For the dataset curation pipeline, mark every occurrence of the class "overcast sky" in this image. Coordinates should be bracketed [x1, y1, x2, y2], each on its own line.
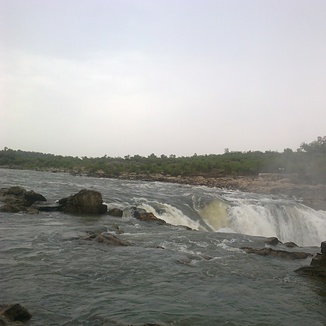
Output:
[1, 0, 326, 158]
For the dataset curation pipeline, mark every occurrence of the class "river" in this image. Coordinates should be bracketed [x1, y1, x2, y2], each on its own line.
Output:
[1, 168, 326, 325]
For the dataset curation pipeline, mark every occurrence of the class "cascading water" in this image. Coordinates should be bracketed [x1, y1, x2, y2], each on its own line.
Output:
[195, 197, 326, 247]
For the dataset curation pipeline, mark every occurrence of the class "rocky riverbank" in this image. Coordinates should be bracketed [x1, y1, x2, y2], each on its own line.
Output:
[115, 173, 326, 211]
[1, 166, 325, 210]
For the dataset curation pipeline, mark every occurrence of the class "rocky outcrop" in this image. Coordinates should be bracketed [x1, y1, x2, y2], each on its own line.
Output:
[130, 207, 166, 224]
[0, 304, 32, 325]
[59, 189, 107, 215]
[295, 241, 326, 280]
[241, 247, 313, 260]
[0, 186, 46, 213]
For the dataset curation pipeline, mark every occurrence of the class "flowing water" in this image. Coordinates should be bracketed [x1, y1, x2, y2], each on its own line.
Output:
[1, 168, 326, 325]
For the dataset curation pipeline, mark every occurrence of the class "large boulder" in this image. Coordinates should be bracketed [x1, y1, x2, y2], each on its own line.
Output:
[0, 187, 46, 213]
[295, 241, 326, 280]
[59, 189, 107, 214]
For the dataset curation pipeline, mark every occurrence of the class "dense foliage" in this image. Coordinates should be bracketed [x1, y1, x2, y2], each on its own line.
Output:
[1, 137, 326, 184]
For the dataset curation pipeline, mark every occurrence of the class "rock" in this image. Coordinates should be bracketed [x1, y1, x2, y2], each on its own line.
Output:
[5, 187, 26, 196]
[294, 241, 326, 280]
[96, 233, 129, 246]
[284, 242, 298, 248]
[83, 231, 129, 246]
[59, 189, 107, 214]
[130, 207, 166, 224]
[0, 204, 22, 213]
[32, 202, 64, 212]
[108, 208, 123, 217]
[0, 187, 47, 213]
[294, 266, 326, 280]
[24, 190, 46, 206]
[265, 237, 281, 246]
[0, 303, 32, 322]
[241, 247, 313, 260]
[310, 253, 326, 267]
[321, 241, 326, 254]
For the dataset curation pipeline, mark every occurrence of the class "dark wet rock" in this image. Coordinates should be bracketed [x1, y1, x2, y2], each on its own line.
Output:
[59, 189, 107, 215]
[108, 208, 123, 217]
[0, 187, 47, 213]
[83, 231, 129, 246]
[321, 241, 326, 254]
[295, 241, 326, 280]
[241, 247, 313, 259]
[24, 190, 46, 206]
[0, 304, 32, 323]
[130, 207, 166, 224]
[311, 253, 326, 267]
[265, 237, 281, 246]
[295, 266, 326, 280]
[284, 241, 299, 248]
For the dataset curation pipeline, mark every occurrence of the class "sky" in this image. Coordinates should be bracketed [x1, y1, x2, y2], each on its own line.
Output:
[1, 0, 326, 158]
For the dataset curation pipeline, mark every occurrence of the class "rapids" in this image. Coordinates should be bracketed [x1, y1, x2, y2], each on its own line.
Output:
[1, 168, 326, 325]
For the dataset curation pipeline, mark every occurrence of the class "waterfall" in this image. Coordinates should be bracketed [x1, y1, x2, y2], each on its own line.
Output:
[198, 198, 326, 247]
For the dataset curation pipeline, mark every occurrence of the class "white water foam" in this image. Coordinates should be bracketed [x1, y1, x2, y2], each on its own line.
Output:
[199, 198, 326, 246]
[139, 202, 203, 231]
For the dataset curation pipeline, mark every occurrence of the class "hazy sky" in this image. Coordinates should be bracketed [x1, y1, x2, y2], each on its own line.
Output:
[1, 0, 326, 157]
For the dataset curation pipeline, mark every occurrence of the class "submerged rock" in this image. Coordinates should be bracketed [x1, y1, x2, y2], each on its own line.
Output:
[0, 303, 32, 324]
[59, 189, 107, 215]
[241, 247, 312, 260]
[83, 231, 129, 246]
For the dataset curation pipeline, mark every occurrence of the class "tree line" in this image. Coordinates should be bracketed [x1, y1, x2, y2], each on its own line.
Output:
[1, 137, 326, 184]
